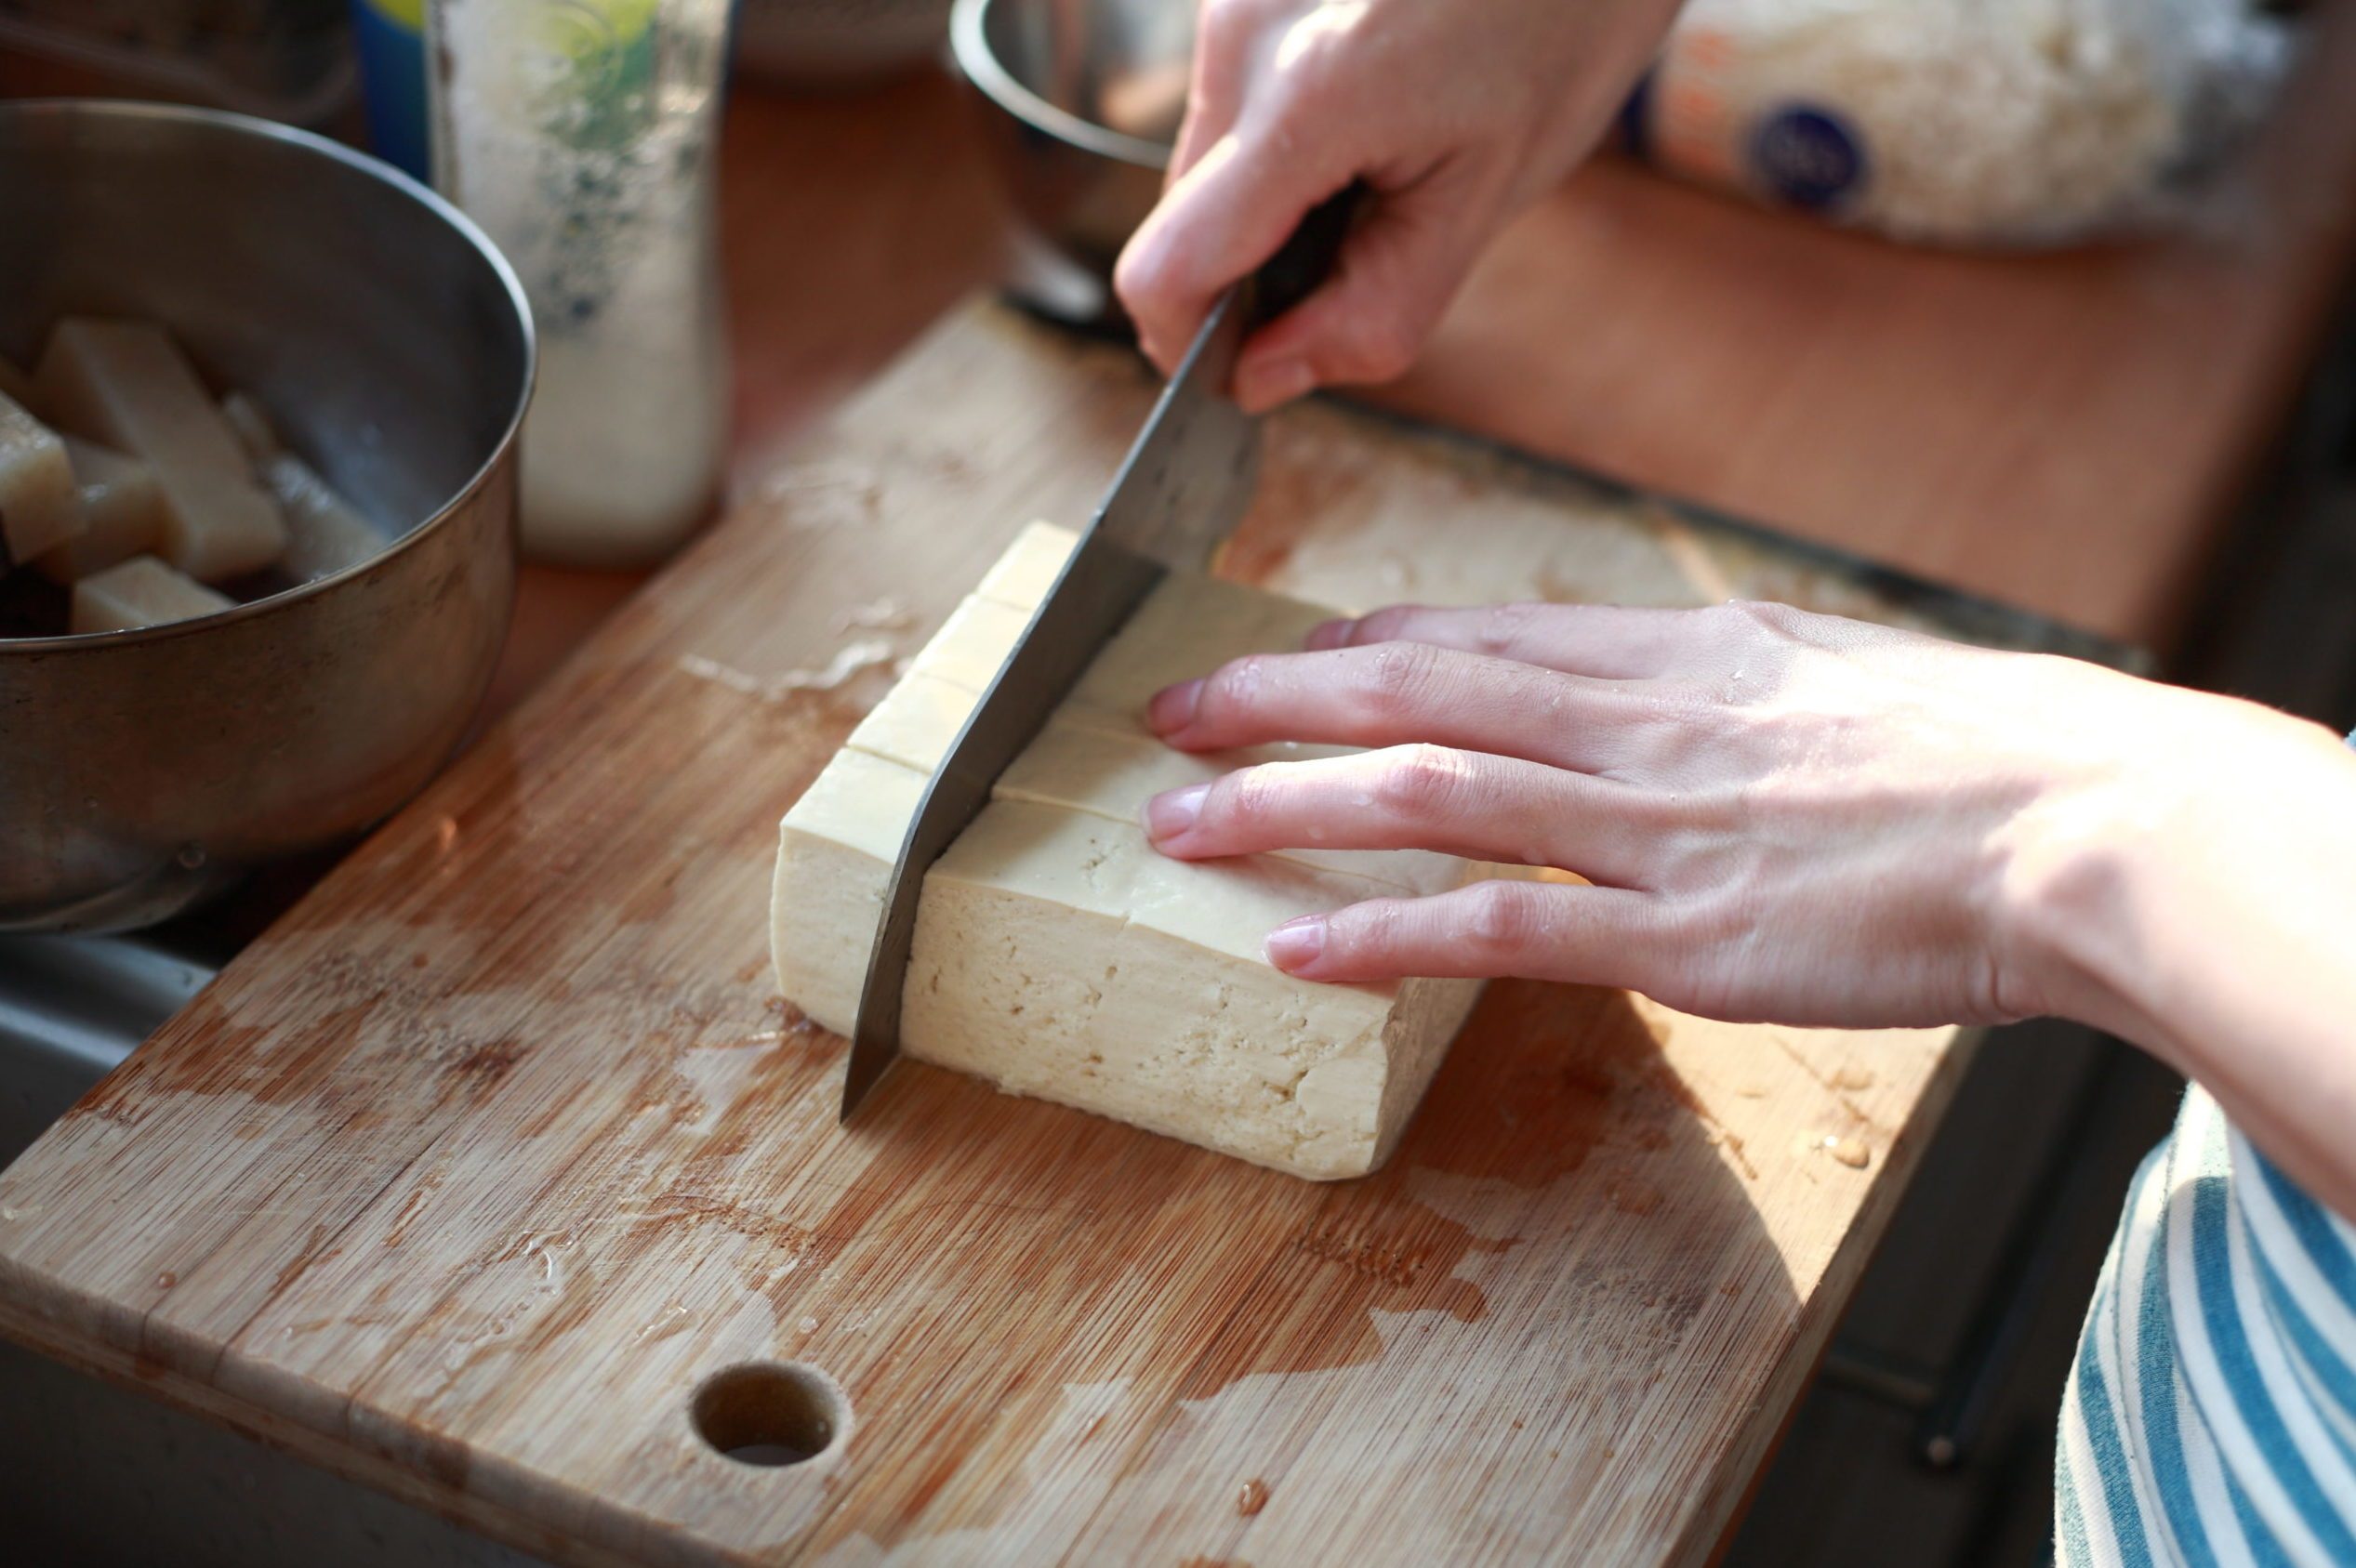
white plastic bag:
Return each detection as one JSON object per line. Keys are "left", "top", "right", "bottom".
{"left": 1622, "top": 0, "right": 2295, "bottom": 246}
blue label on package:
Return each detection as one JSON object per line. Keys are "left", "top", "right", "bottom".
{"left": 1749, "top": 104, "right": 1866, "bottom": 209}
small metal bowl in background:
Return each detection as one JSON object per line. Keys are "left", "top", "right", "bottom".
{"left": 0, "top": 100, "right": 534, "bottom": 933}
{"left": 949, "top": 0, "right": 1191, "bottom": 321}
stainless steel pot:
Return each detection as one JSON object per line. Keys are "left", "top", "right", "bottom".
{"left": 950, "top": 0, "right": 1188, "bottom": 314}
{"left": 0, "top": 100, "right": 534, "bottom": 933}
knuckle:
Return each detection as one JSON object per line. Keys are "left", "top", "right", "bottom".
{"left": 1203, "top": 652, "right": 1275, "bottom": 715}
{"left": 1370, "top": 744, "right": 1471, "bottom": 819}
{"left": 1352, "top": 639, "right": 1442, "bottom": 715}
{"left": 1218, "top": 764, "right": 1287, "bottom": 829}
{"left": 1462, "top": 881, "right": 1546, "bottom": 960}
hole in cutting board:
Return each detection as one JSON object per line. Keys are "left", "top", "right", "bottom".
{"left": 692, "top": 1362, "right": 845, "bottom": 1467}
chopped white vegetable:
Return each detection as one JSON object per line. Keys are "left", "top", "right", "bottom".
{"left": 34, "top": 439, "right": 164, "bottom": 583}
{"left": 70, "top": 553, "right": 233, "bottom": 635}
{"left": 258, "top": 451, "right": 383, "bottom": 579}
{"left": 0, "top": 389, "right": 84, "bottom": 569}
{"left": 36, "top": 319, "right": 285, "bottom": 583}
{"left": 219, "top": 390, "right": 283, "bottom": 466}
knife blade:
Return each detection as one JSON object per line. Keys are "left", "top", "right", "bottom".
{"left": 840, "top": 190, "right": 1360, "bottom": 1121}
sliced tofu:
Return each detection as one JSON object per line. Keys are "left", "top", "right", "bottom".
{"left": 1063, "top": 571, "right": 1336, "bottom": 736}
{"left": 36, "top": 319, "right": 285, "bottom": 583}
{"left": 218, "top": 391, "right": 283, "bottom": 466}
{"left": 70, "top": 554, "right": 234, "bottom": 635}
{"left": 971, "top": 519, "right": 1080, "bottom": 612}
{"left": 771, "top": 747, "right": 931, "bottom": 1037}
{"left": 0, "top": 389, "right": 83, "bottom": 568}
{"left": 34, "top": 439, "right": 163, "bottom": 582}
{"left": 905, "top": 594, "right": 1034, "bottom": 692}
{"left": 258, "top": 451, "right": 383, "bottom": 580}
{"left": 907, "top": 800, "right": 1475, "bottom": 1179}
{"left": 774, "top": 522, "right": 1484, "bottom": 1179}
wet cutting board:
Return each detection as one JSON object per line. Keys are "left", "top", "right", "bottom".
{"left": 0, "top": 304, "right": 2081, "bottom": 1566}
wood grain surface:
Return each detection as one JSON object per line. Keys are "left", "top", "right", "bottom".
{"left": 0, "top": 306, "right": 1982, "bottom": 1567}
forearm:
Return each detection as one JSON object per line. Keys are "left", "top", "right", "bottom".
{"left": 2013, "top": 713, "right": 2356, "bottom": 1219}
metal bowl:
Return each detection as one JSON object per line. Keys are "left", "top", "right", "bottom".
{"left": 0, "top": 100, "right": 534, "bottom": 933}
{"left": 949, "top": 0, "right": 1191, "bottom": 315}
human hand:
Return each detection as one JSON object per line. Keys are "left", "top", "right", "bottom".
{"left": 1114, "top": 0, "right": 1683, "bottom": 413}
{"left": 1137, "top": 600, "right": 2349, "bottom": 1033}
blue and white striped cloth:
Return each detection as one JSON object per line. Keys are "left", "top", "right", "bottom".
{"left": 2057, "top": 1084, "right": 2356, "bottom": 1564}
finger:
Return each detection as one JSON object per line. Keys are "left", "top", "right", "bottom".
{"left": 1304, "top": 602, "right": 1710, "bottom": 680}
{"left": 1144, "top": 744, "right": 1659, "bottom": 886}
{"left": 1265, "top": 879, "right": 1668, "bottom": 986}
{"left": 1115, "top": 130, "right": 1347, "bottom": 376}
{"left": 1167, "top": 3, "right": 1246, "bottom": 185}
{"left": 1146, "top": 640, "right": 1666, "bottom": 772}
{"left": 1232, "top": 160, "right": 1501, "bottom": 412}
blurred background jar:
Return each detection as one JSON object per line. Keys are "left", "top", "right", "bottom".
{"left": 425, "top": 0, "right": 732, "bottom": 568}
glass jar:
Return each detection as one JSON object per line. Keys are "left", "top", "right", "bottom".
{"left": 425, "top": 0, "right": 731, "bottom": 568}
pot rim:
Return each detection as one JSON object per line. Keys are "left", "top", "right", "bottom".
{"left": 948, "top": 0, "right": 1175, "bottom": 175}
{"left": 0, "top": 97, "right": 536, "bottom": 654}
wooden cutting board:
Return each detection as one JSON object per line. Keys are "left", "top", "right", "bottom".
{"left": 0, "top": 304, "right": 2071, "bottom": 1567}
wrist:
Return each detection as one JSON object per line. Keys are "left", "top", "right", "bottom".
{"left": 1990, "top": 783, "right": 2171, "bottom": 1043}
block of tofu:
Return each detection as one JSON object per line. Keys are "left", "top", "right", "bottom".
{"left": 70, "top": 554, "right": 234, "bottom": 634}
{"left": 260, "top": 451, "right": 384, "bottom": 579}
{"left": 0, "top": 389, "right": 83, "bottom": 567}
{"left": 34, "top": 439, "right": 161, "bottom": 582}
{"left": 36, "top": 319, "right": 285, "bottom": 582}
{"left": 773, "top": 523, "right": 1485, "bottom": 1179}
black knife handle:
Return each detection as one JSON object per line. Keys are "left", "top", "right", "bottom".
{"left": 1247, "top": 181, "right": 1368, "bottom": 327}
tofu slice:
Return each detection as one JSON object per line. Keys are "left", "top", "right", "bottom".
{"left": 971, "top": 519, "right": 1080, "bottom": 612}
{"left": 0, "top": 389, "right": 84, "bottom": 567}
{"left": 906, "top": 594, "right": 1034, "bottom": 692}
{"left": 772, "top": 748, "right": 931, "bottom": 1038}
{"left": 258, "top": 451, "right": 384, "bottom": 579}
{"left": 218, "top": 391, "right": 284, "bottom": 466}
{"left": 36, "top": 319, "right": 285, "bottom": 582}
{"left": 774, "top": 523, "right": 1485, "bottom": 1179}
{"left": 70, "top": 554, "right": 234, "bottom": 634}
{"left": 34, "top": 439, "right": 162, "bottom": 582}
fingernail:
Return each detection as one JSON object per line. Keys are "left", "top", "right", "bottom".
{"left": 1240, "top": 356, "right": 1313, "bottom": 413}
{"left": 1147, "top": 678, "right": 1203, "bottom": 733}
{"left": 1304, "top": 617, "right": 1355, "bottom": 651}
{"left": 1143, "top": 783, "right": 1208, "bottom": 844}
{"left": 1265, "top": 916, "right": 1327, "bottom": 971}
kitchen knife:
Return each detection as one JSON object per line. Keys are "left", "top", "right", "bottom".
{"left": 840, "top": 191, "right": 1360, "bottom": 1121}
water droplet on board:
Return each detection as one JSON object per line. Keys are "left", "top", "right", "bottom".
{"left": 1821, "top": 1135, "right": 1871, "bottom": 1169}
{"left": 1237, "top": 1478, "right": 1270, "bottom": 1517}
